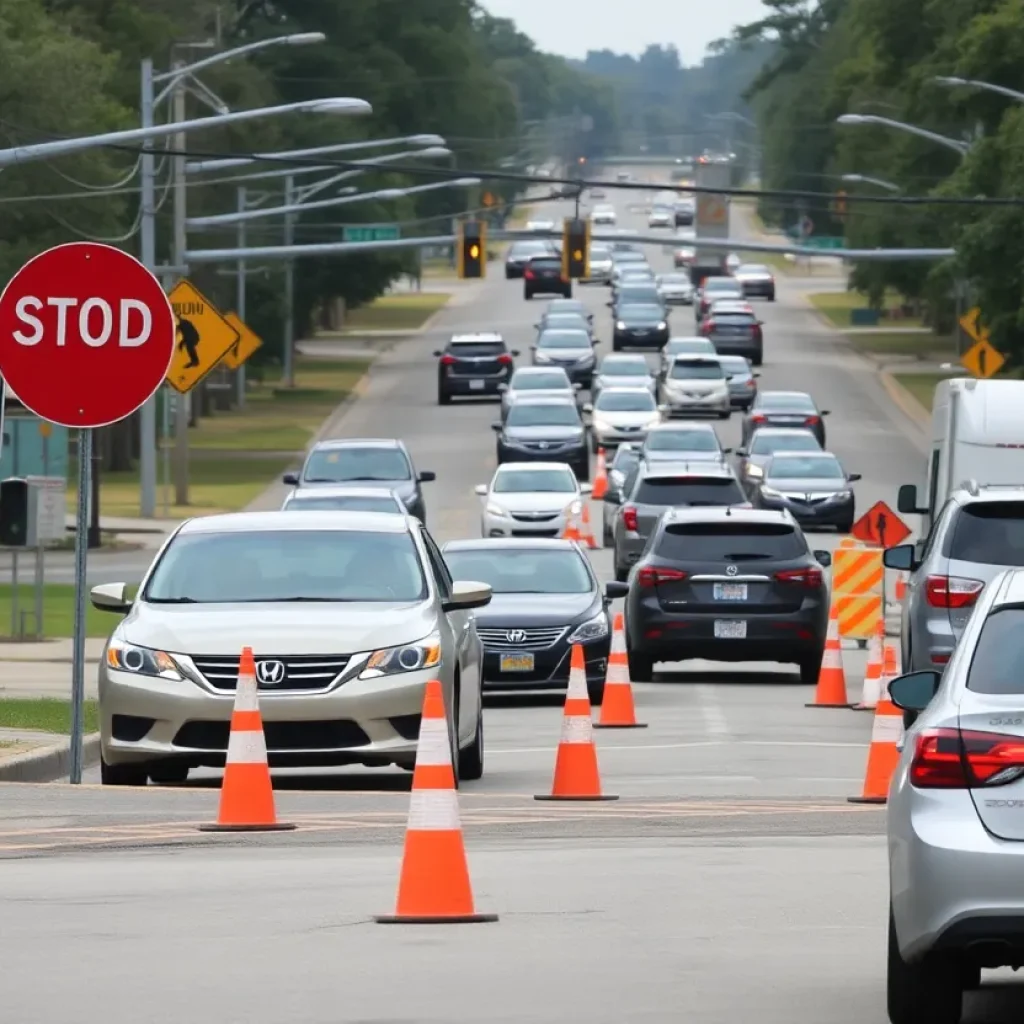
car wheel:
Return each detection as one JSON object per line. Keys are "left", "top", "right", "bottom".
{"left": 148, "top": 761, "right": 190, "bottom": 785}
{"left": 438, "top": 390, "right": 451, "bottom": 406}
{"left": 100, "top": 757, "right": 148, "bottom": 787}
{"left": 627, "top": 648, "right": 654, "bottom": 682}
{"left": 887, "top": 907, "right": 963, "bottom": 1024}
{"left": 753, "top": 351, "right": 764, "bottom": 367}
{"left": 603, "top": 522, "right": 613, "bottom": 546}
{"left": 799, "top": 651, "right": 824, "bottom": 684}
{"left": 588, "top": 681, "right": 605, "bottom": 706}
{"left": 458, "top": 708, "right": 484, "bottom": 782}
{"left": 614, "top": 565, "right": 629, "bottom": 583}
{"left": 839, "top": 520, "right": 854, "bottom": 534}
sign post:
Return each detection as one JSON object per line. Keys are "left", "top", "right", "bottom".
{"left": 0, "top": 242, "right": 176, "bottom": 783}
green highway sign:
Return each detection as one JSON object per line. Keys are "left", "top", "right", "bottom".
{"left": 342, "top": 224, "right": 400, "bottom": 243}
{"left": 803, "top": 236, "right": 845, "bottom": 250}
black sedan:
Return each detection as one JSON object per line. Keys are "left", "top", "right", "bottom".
{"left": 612, "top": 302, "right": 670, "bottom": 351}
{"left": 750, "top": 452, "right": 860, "bottom": 532}
{"left": 441, "top": 538, "right": 612, "bottom": 705}
{"left": 741, "top": 390, "right": 830, "bottom": 447}
{"left": 506, "top": 240, "right": 556, "bottom": 279}
{"left": 524, "top": 254, "right": 572, "bottom": 299}
{"left": 733, "top": 264, "right": 776, "bottom": 300}
{"left": 492, "top": 396, "right": 589, "bottom": 479}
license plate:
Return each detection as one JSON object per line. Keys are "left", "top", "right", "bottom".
{"left": 500, "top": 653, "right": 534, "bottom": 672}
{"left": 469, "top": 379, "right": 485, "bottom": 390}
{"left": 714, "top": 620, "right": 746, "bottom": 639}
{"left": 713, "top": 583, "right": 747, "bottom": 601}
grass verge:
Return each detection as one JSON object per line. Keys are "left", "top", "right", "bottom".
{"left": 892, "top": 373, "right": 949, "bottom": 412}
{"left": 0, "top": 698, "right": 99, "bottom": 735}
{"left": 0, "top": 584, "right": 121, "bottom": 639}
{"left": 810, "top": 289, "right": 920, "bottom": 328}
{"left": 343, "top": 292, "right": 450, "bottom": 332}
{"left": 69, "top": 355, "right": 371, "bottom": 518}
{"left": 847, "top": 332, "right": 955, "bottom": 359}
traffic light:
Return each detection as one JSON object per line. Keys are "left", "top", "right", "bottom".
{"left": 834, "top": 189, "right": 847, "bottom": 218}
{"left": 561, "top": 217, "right": 590, "bottom": 279}
{"left": 456, "top": 219, "right": 486, "bottom": 279}
{"left": 0, "top": 478, "right": 29, "bottom": 548}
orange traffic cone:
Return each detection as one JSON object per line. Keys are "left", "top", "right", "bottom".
{"left": 848, "top": 646, "right": 903, "bottom": 805}
{"left": 199, "top": 647, "right": 295, "bottom": 833}
{"left": 806, "top": 603, "right": 848, "bottom": 707}
{"left": 577, "top": 502, "right": 599, "bottom": 550}
{"left": 561, "top": 510, "right": 583, "bottom": 542}
{"left": 592, "top": 447, "right": 608, "bottom": 500}
{"left": 376, "top": 679, "right": 497, "bottom": 924}
{"left": 851, "top": 618, "right": 884, "bottom": 711}
{"left": 536, "top": 645, "right": 618, "bottom": 801}
{"left": 595, "top": 612, "right": 647, "bottom": 729}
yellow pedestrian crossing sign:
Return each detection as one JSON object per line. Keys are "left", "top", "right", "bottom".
{"left": 165, "top": 280, "right": 239, "bottom": 393}
{"left": 959, "top": 306, "right": 1005, "bottom": 379}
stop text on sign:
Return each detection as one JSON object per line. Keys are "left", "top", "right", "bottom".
{"left": 12, "top": 296, "right": 154, "bottom": 348}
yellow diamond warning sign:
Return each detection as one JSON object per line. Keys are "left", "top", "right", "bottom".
{"left": 221, "top": 312, "right": 263, "bottom": 370}
{"left": 165, "top": 280, "right": 239, "bottom": 394}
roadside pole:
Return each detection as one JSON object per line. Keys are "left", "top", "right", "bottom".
{"left": 236, "top": 186, "right": 248, "bottom": 408}
{"left": 69, "top": 427, "right": 91, "bottom": 780}
{"left": 283, "top": 174, "right": 296, "bottom": 388}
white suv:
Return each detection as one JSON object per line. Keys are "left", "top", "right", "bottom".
{"left": 658, "top": 355, "right": 731, "bottom": 419}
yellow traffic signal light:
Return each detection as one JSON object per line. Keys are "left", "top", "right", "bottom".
{"left": 457, "top": 220, "right": 486, "bottom": 279}
{"left": 562, "top": 217, "right": 590, "bottom": 280}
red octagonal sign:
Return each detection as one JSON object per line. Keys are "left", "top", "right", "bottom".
{"left": 0, "top": 242, "right": 176, "bottom": 428}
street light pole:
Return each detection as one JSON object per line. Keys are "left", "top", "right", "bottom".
{"left": 236, "top": 185, "right": 247, "bottom": 408}
{"left": 171, "top": 62, "right": 190, "bottom": 507}
{"left": 835, "top": 113, "right": 971, "bottom": 156}
{"left": 933, "top": 75, "right": 1024, "bottom": 104}
{"left": 138, "top": 58, "right": 159, "bottom": 517}
{"left": 841, "top": 173, "right": 901, "bottom": 192}
{"left": 283, "top": 174, "right": 297, "bottom": 388}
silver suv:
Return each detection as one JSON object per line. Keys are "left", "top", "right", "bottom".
{"left": 884, "top": 482, "right": 1024, "bottom": 673}
{"left": 886, "top": 568, "right": 1024, "bottom": 1024}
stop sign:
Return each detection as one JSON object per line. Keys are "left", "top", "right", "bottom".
{"left": 0, "top": 242, "right": 176, "bottom": 428}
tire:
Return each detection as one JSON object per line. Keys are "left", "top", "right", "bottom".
{"left": 101, "top": 757, "right": 148, "bottom": 787}
{"left": 588, "top": 682, "right": 605, "bottom": 706}
{"left": 628, "top": 648, "right": 654, "bottom": 682}
{"left": 767, "top": 292, "right": 776, "bottom": 302}
{"left": 438, "top": 390, "right": 451, "bottom": 406}
{"left": 752, "top": 351, "right": 764, "bottom": 367}
{"left": 458, "top": 709, "right": 484, "bottom": 782}
{"left": 799, "top": 650, "right": 824, "bottom": 684}
{"left": 886, "top": 907, "right": 963, "bottom": 1024}
{"left": 148, "top": 761, "right": 190, "bottom": 785}
{"left": 614, "top": 565, "right": 629, "bottom": 582}
{"left": 839, "top": 520, "right": 854, "bottom": 534}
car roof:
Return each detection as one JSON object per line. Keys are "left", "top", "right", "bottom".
{"left": 450, "top": 332, "right": 504, "bottom": 343}
{"left": 602, "top": 353, "right": 649, "bottom": 364}
{"left": 596, "top": 385, "right": 657, "bottom": 397}
{"left": 309, "top": 437, "right": 405, "bottom": 452}
{"left": 766, "top": 450, "right": 838, "bottom": 463}
{"left": 747, "top": 426, "right": 817, "bottom": 437}
{"left": 639, "top": 461, "right": 735, "bottom": 479}
{"left": 493, "top": 461, "right": 576, "bottom": 476}
{"left": 177, "top": 510, "right": 413, "bottom": 535}
{"left": 512, "top": 366, "right": 570, "bottom": 378}
{"left": 757, "top": 390, "right": 814, "bottom": 403}
{"left": 443, "top": 537, "right": 583, "bottom": 553}
{"left": 646, "top": 421, "right": 717, "bottom": 434}
{"left": 287, "top": 485, "right": 402, "bottom": 499}
{"left": 662, "top": 506, "right": 797, "bottom": 526}
{"left": 508, "top": 395, "right": 578, "bottom": 405}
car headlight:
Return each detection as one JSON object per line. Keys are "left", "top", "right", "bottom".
{"left": 835, "top": 490, "right": 852, "bottom": 500}
{"left": 646, "top": 415, "right": 662, "bottom": 428}
{"left": 360, "top": 632, "right": 442, "bottom": 679}
{"left": 592, "top": 417, "right": 609, "bottom": 434}
{"left": 567, "top": 612, "right": 610, "bottom": 645}
{"left": 564, "top": 499, "right": 583, "bottom": 517}
{"left": 658, "top": 322, "right": 667, "bottom": 330}
{"left": 616, "top": 321, "right": 626, "bottom": 330}
{"left": 535, "top": 352, "right": 552, "bottom": 363}
{"left": 106, "top": 639, "right": 184, "bottom": 680}
{"left": 486, "top": 501, "right": 509, "bottom": 517}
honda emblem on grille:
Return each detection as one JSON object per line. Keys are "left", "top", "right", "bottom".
{"left": 726, "top": 565, "right": 739, "bottom": 576}
{"left": 505, "top": 629, "right": 528, "bottom": 643}
{"left": 255, "top": 659, "right": 286, "bottom": 685}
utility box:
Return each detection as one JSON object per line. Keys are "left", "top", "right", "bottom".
{"left": 26, "top": 476, "right": 67, "bottom": 547}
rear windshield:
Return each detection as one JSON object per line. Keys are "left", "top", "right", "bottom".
{"left": 537, "top": 331, "right": 590, "bottom": 349}
{"left": 704, "top": 279, "right": 741, "bottom": 292}
{"left": 967, "top": 608, "right": 1024, "bottom": 693}
{"left": 513, "top": 372, "right": 568, "bottom": 390}
{"left": 645, "top": 429, "right": 719, "bottom": 453}
{"left": 600, "top": 359, "right": 648, "bottom": 376}
{"left": 944, "top": 502, "right": 1024, "bottom": 566}
{"left": 667, "top": 340, "right": 714, "bottom": 355}
{"left": 595, "top": 391, "right": 656, "bottom": 412}
{"left": 448, "top": 341, "right": 505, "bottom": 357}
{"left": 510, "top": 243, "right": 550, "bottom": 257}
{"left": 284, "top": 494, "right": 400, "bottom": 513}
{"left": 530, "top": 258, "right": 561, "bottom": 269}
{"left": 759, "top": 394, "right": 815, "bottom": 411}
{"left": 710, "top": 314, "right": 756, "bottom": 326}
{"left": 750, "top": 432, "right": 821, "bottom": 455}
{"left": 655, "top": 522, "right": 806, "bottom": 560}
{"left": 670, "top": 361, "right": 724, "bottom": 380}
{"left": 633, "top": 477, "right": 744, "bottom": 506}
{"left": 720, "top": 357, "right": 751, "bottom": 374}
{"left": 303, "top": 447, "right": 411, "bottom": 483}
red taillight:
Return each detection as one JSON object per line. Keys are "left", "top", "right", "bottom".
{"left": 750, "top": 413, "right": 766, "bottom": 424}
{"left": 774, "top": 567, "right": 823, "bottom": 587}
{"left": 497, "top": 353, "right": 513, "bottom": 365}
{"left": 622, "top": 505, "right": 639, "bottom": 531}
{"left": 910, "top": 729, "right": 1024, "bottom": 789}
{"left": 701, "top": 319, "right": 714, "bottom": 334}
{"left": 637, "top": 567, "right": 687, "bottom": 588}
{"left": 525, "top": 270, "right": 535, "bottom": 279}
{"left": 924, "top": 575, "right": 984, "bottom": 609}
{"left": 805, "top": 415, "right": 819, "bottom": 426}
{"left": 439, "top": 354, "right": 456, "bottom": 366}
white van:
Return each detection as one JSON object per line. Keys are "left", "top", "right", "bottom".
{"left": 898, "top": 377, "right": 1024, "bottom": 537}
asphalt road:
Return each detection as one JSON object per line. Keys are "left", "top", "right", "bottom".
{"left": 5, "top": 172, "right": 1019, "bottom": 1024}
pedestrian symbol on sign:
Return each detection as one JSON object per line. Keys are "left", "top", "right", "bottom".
{"left": 176, "top": 316, "right": 200, "bottom": 369}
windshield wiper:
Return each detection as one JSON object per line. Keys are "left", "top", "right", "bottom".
{"left": 146, "top": 596, "right": 200, "bottom": 604}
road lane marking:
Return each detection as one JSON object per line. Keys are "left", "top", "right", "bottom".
{"left": 488, "top": 740, "right": 867, "bottom": 755}
{"left": 694, "top": 684, "right": 731, "bottom": 738}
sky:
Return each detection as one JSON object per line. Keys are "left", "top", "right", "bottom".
{"left": 477, "top": 0, "right": 768, "bottom": 67}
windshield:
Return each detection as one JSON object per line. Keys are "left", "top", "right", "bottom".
{"left": 590, "top": 247, "right": 611, "bottom": 259}
{"left": 633, "top": 476, "right": 744, "bottom": 506}
{"left": 619, "top": 305, "right": 663, "bottom": 320}
{"left": 549, "top": 302, "right": 585, "bottom": 314}
{"left": 719, "top": 357, "right": 751, "bottom": 375}
{"left": 492, "top": 468, "right": 577, "bottom": 493}
{"left": 303, "top": 446, "right": 411, "bottom": 483}
{"left": 595, "top": 391, "right": 656, "bottom": 412}
{"left": 667, "top": 339, "right": 713, "bottom": 355}
{"left": 284, "top": 495, "right": 400, "bottom": 513}
{"left": 537, "top": 331, "right": 590, "bottom": 349}
{"left": 750, "top": 432, "right": 821, "bottom": 455}
{"left": 530, "top": 258, "right": 562, "bottom": 270}
{"left": 542, "top": 314, "right": 588, "bottom": 330}
{"left": 660, "top": 275, "right": 689, "bottom": 286}
{"left": 444, "top": 548, "right": 592, "bottom": 595}
{"left": 646, "top": 429, "right": 719, "bottom": 453}
{"left": 705, "top": 279, "right": 742, "bottom": 293}
{"left": 513, "top": 372, "right": 569, "bottom": 391}
{"left": 145, "top": 529, "right": 426, "bottom": 603}
{"left": 759, "top": 393, "right": 816, "bottom": 412}
{"left": 506, "top": 404, "right": 581, "bottom": 428}
{"left": 656, "top": 523, "right": 805, "bottom": 560}
{"left": 944, "top": 502, "right": 1024, "bottom": 566}
{"left": 600, "top": 359, "right": 648, "bottom": 377}
{"left": 670, "top": 361, "right": 724, "bottom": 380}
{"left": 766, "top": 455, "right": 843, "bottom": 480}
{"left": 510, "top": 242, "right": 550, "bottom": 257}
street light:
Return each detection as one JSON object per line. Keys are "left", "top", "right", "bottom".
{"left": 835, "top": 113, "right": 971, "bottom": 155}
{"left": 933, "top": 75, "right": 1024, "bottom": 104}
{"left": 841, "top": 173, "right": 900, "bottom": 192}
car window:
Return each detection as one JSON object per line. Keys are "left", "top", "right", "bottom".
{"left": 766, "top": 455, "right": 843, "bottom": 479}
{"left": 537, "top": 331, "right": 590, "bottom": 349}
{"left": 943, "top": 502, "right": 1024, "bottom": 565}
{"left": 612, "top": 446, "right": 641, "bottom": 473}
{"left": 967, "top": 608, "right": 1024, "bottom": 694}
{"left": 590, "top": 247, "right": 611, "bottom": 259}
{"left": 710, "top": 314, "right": 757, "bottom": 325}
{"left": 284, "top": 495, "right": 401, "bottom": 513}
{"left": 144, "top": 529, "right": 427, "bottom": 603}
{"left": 510, "top": 242, "right": 550, "bottom": 257}
{"left": 303, "top": 447, "right": 412, "bottom": 483}
{"left": 655, "top": 522, "right": 806, "bottom": 560}
{"left": 506, "top": 404, "right": 581, "bottom": 427}
{"left": 443, "top": 548, "right": 592, "bottom": 595}
{"left": 633, "top": 476, "right": 744, "bottom": 506}
{"left": 750, "top": 432, "right": 821, "bottom": 455}
{"left": 513, "top": 372, "right": 569, "bottom": 391}
{"left": 918, "top": 498, "right": 954, "bottom": 562}
{"left": 595, "top": 391, "right": 657, "bottom": 412}
{"left": 704, "top": 280, "right": 741, "bottom": 292}
{"left": 670, "top": 361, "right": 724, "bottom": 380}
{"left": 645, "top": 429, "right": 719, "bottom": 453}
{"left": 530, "top": 258, "right": 562, "bottom": 269}
{"left": 541, "top": 314, "right": 588, "bottom": 330}
{"left": 757, "top": 393, "right": 816, "bottom": 411}
{"left": 600, "top": 359, "right": 648, "bottom": 376}
{"left": 448, "top": 341, "right": 506, "bottom": 357}
{"left": 492, "top": 468, "right": 577, "bottom": 493}
{"left": 719, "top": 357, "right": 751, "bottom": 374}
{"left": 667, "top": 340, "right": 714, "bottom": 356}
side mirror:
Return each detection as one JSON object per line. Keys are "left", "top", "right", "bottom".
{"left": 820, "top": 409, "right": 831, "bottom": 416}
{"left": 580, "top": 483, "right": 593, "bottom": 494}
{"left": 606, "top": 302, "right": 613, "bottom": 307}
{"left": 443, "top": 580, "right": 493, "bottom": 613}
{"left": 473, "top": 484, "right": 487, "bottom": 496}
{"left": 604, "top": 581, "right": 630, "bottom": 599}
{"left": 510, "top": 349, "right": 520, "bottom": 357}
{"left": 432, "top": 350, "right": 442, "bottom": 358}
{"left": 657, "top": 404, "right": 668, "bottom": 414}
{"left": 530, "top": 345, "right": 537, "bottom": 351}
{"left": 897, "top": 483, "right": 926, "bottom": 515}
{"left": 418, "top": 471, "right": 436, "bottom": 483}
{"left": 722, "top": 447, "right": 733, "bottom": 455}
{"left": 752, "top": 372, "right": 761, "bottom": 378}
{"left": 592, "top": 339, "right": 601, "bottom": 344}
{"left": 91, "top": 582, "right": 134, "bottom": 615}
{"left": 848, "top": 472, "right": 862, "bottom": 482}
{"left": 282, "top": 471, "right": 299, "bottom": 485}
{"left": 735, "top": 448, "right": 748, "bottom": 457}
{"left": 573, "top": 382, "right": 583, "bottom": 391}
{"left": 582, "top": 403, "right": 593, "bottom": 413}
{"left": 883, "top": 544, "right": 917, "bottom": 571}
{"left": 888, "top": 670, "right": 941, "bottom": 712}
{"left": 491, "top": 423, "right": 502, "bottom": 432}
{"left": 813, "top": 550, "right": 832, "bottom": 568}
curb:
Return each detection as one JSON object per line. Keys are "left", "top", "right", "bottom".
{"left": 879, "top": 370, "right": 930, "bottom": 430}
{"left": 0, "top": 732, "right": 101, "bottom": 782}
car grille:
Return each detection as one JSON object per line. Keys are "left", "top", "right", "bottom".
{"left": 510, "top": 511, "right": 560, "bottom": 522}
{"left": 782, "top": 493, "right": 834, "bottom": 507}
{"left": 477, "top": 626, "right": 567, "bottom": 649}
{"left": 191, "top": 654, "right": 351, "bottom": 692}
{"left": 518, "top": 440, "right": 573, "bottom": 451}
{"left": 510, "top": 528, "right": 560, "bottom": 537}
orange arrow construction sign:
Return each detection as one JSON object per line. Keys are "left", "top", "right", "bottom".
{"left": 851, "top": 500, "right": 911, "bottom": 548}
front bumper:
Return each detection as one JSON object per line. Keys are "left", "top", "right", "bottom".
{"left": 613, "top": 328, "right": 669, "bottom": 348}
{"left": 663, "top": 294, "right": 694, "bottom": 306}
{"left": 498, "top": 442, "right": 588, "bottom": 469}
{"left": 99, "top": 659, "right": 442, "bottom": 769}
{"left": 592, "top": 426, "right": 651, "bottom": 448}
{"left": 482, "top": 636, "right": 610, "bottom": 690}
{"left": 660, "top": 391, "right": 731, "bottom": 416}
{"left": 756, "top": 493, "right": 853, "bottom": 527}
{"left": 482, "top": 508, "right": 569, "bottom": 539}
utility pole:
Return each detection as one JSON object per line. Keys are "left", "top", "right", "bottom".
{"left": 171, "top": 60, "right": 190, "bottom": 506}
{"left": 282, "top": 173, "right": 296, "bottom": 387}
{"left": 236, "top": 185, "right": 247, "bottom": 408}
{"left": 138, "top": 59, "right": 158, "bottom": 517}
